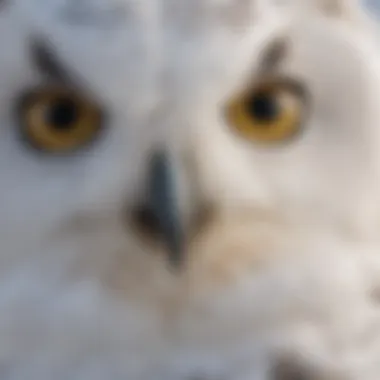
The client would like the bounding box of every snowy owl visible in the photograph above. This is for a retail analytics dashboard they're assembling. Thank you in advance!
[1,0,380,379]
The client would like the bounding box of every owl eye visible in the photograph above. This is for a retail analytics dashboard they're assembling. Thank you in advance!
[19,87,103,153]
[225,80,305,144]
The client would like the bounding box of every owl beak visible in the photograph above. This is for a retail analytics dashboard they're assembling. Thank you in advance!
[148,151,185,269]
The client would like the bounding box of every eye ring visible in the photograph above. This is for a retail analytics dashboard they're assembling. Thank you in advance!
[225,78,307,145]
[17,86,104,155]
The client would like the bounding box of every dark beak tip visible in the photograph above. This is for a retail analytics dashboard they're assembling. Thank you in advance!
[149,151,185,268]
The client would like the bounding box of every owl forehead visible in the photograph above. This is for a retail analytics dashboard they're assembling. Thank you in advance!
[39,0,267,60]
[54,0,260,29]
[22,0,264,35]
[0,0,278,107]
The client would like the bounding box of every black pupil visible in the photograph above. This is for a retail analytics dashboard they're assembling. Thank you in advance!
[46,98,79,130]
[246,92,279,123]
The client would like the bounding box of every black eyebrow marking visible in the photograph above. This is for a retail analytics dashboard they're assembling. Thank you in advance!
[260,38,289,74]
[31,39,72,83]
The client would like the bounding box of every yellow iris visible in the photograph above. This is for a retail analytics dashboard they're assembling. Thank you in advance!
[20,87,102,153]
[225,80,305,143]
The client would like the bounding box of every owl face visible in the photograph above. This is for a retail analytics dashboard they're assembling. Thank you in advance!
[0,0,379,379]
[0,0,284,275]
[2,0,377,274]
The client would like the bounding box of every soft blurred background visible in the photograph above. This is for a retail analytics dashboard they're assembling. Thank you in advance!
[366,0,380,13]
